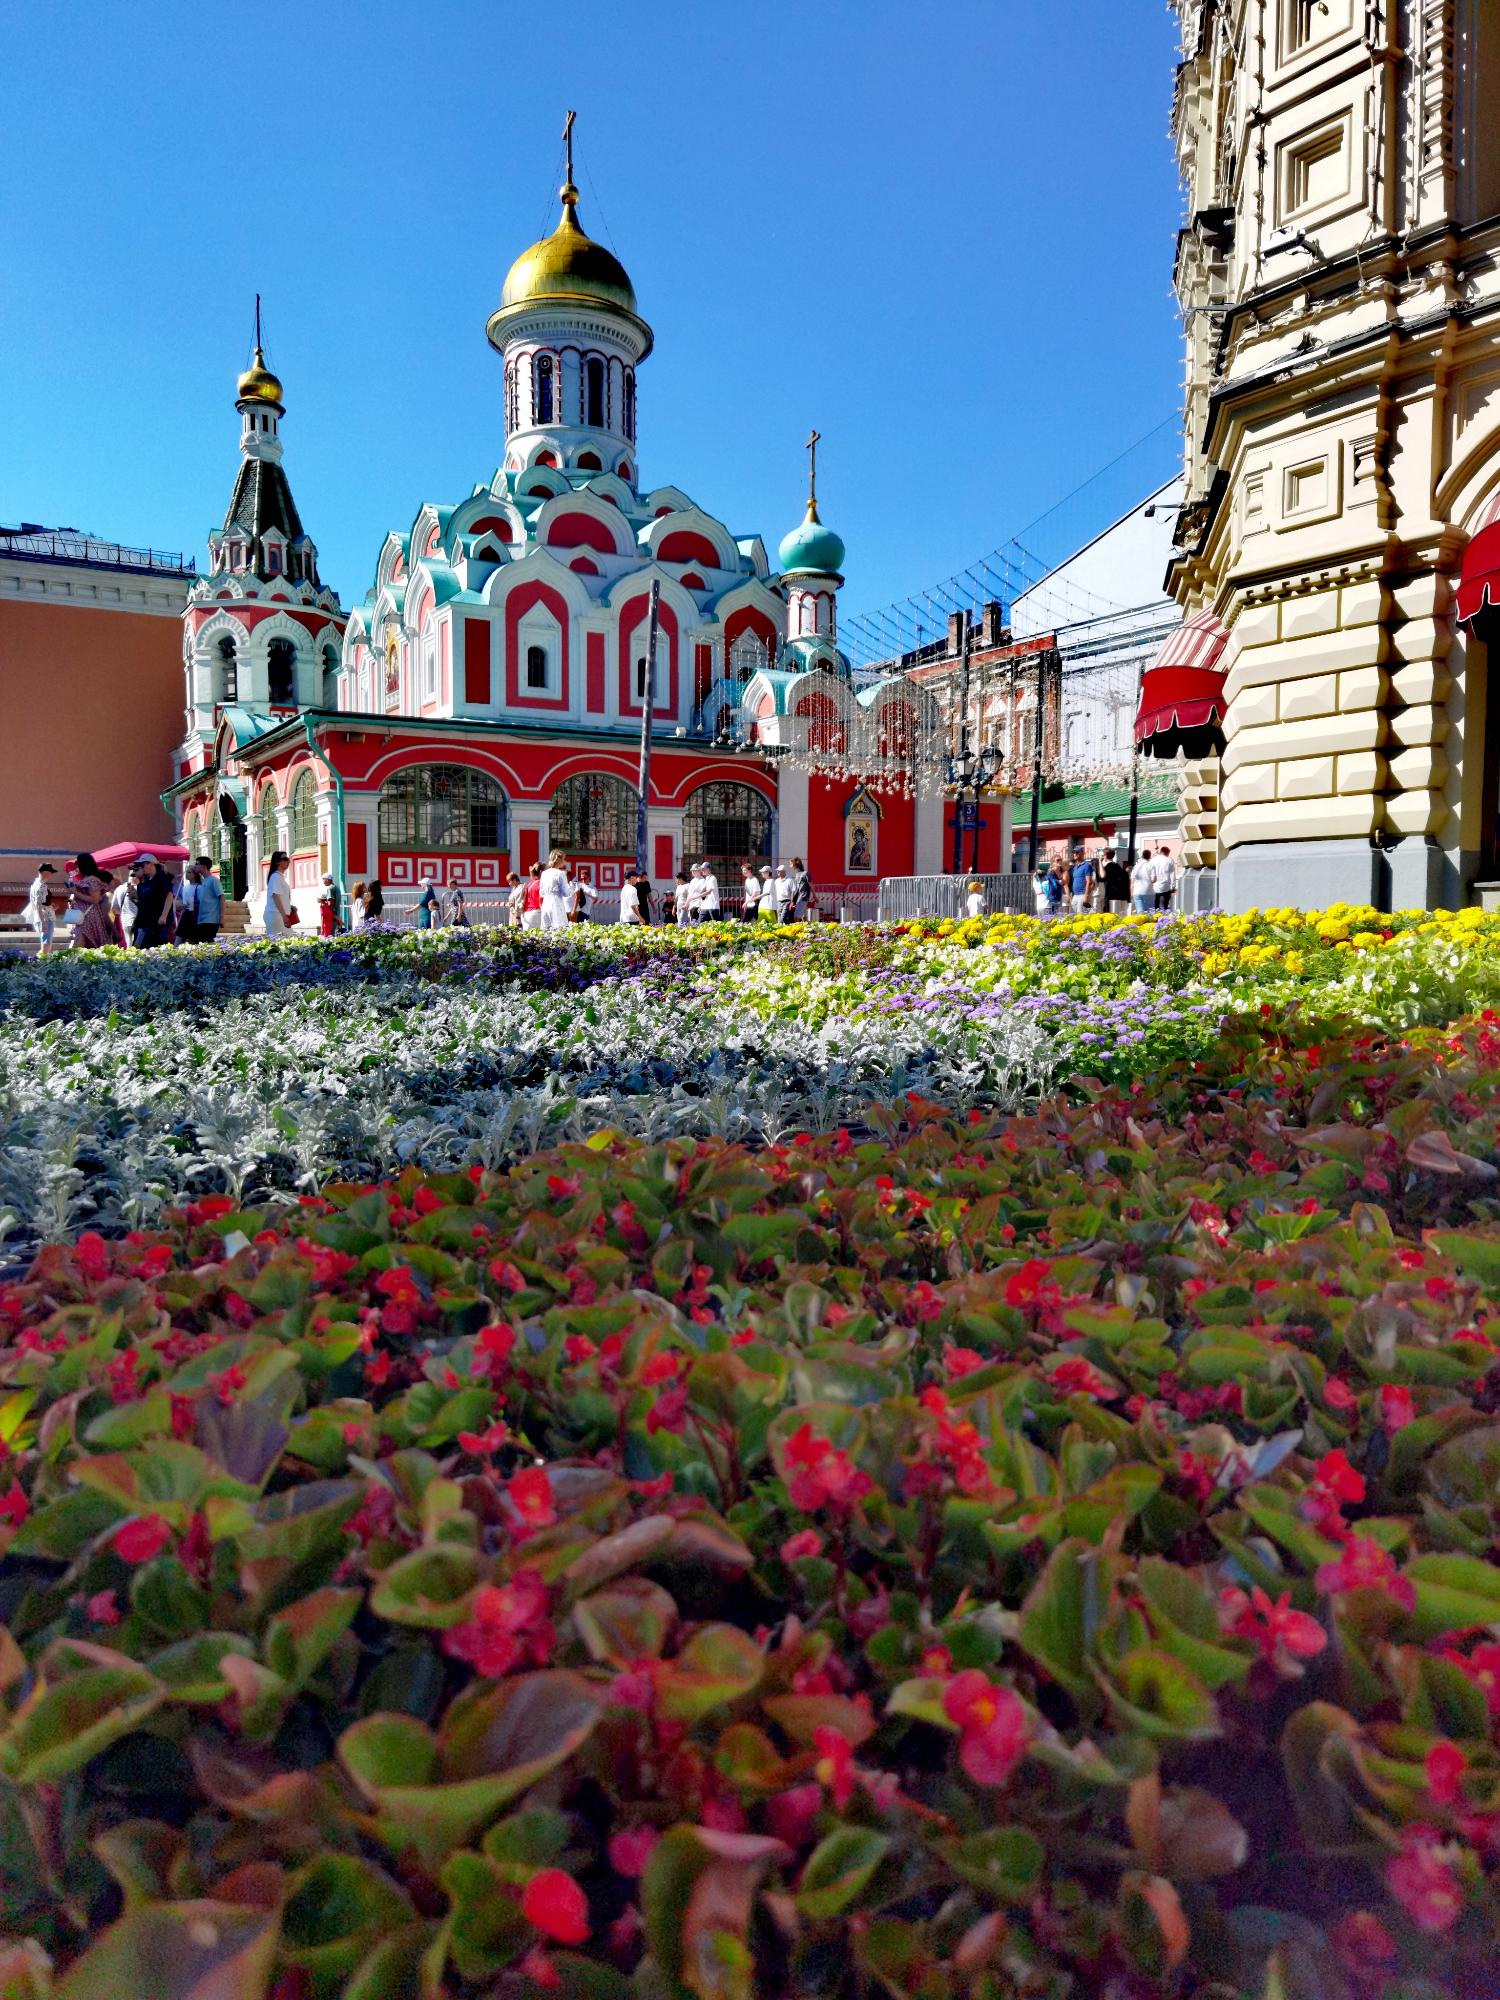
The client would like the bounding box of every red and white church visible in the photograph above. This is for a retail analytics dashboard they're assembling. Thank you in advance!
[167,143,942,922]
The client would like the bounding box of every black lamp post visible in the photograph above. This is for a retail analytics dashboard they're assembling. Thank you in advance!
[946,739,1002,875]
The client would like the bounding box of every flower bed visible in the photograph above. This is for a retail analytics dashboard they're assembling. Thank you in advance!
[7,907,1500,1254]
[2,1013,1500,1995]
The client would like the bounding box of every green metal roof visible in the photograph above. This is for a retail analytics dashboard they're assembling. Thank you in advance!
[1035,773,1179,826]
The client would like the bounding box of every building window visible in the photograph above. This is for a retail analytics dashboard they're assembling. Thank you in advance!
[378,765,507,850]
[322,643,339,704]
[268,637,297,706]
[682,782,772,871]
[534,353,554,425]
[290,770,317,852]
[258,784,278,864]
[217,634,238,702]
[265,543,281,575]
[526,643,549,691]
[585,356,606,429]
[549,773,637,854]
[506,360,518,433]
[623,371,635,441]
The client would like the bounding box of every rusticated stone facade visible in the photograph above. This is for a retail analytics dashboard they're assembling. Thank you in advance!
[1168,0,1500,909]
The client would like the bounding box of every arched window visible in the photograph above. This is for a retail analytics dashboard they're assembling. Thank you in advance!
[217,633,239,702]
[682,782,772,870]
[533,353,554,425]
[321,643,339,704]
[268,637,297,706]
[378,766,506,850]
[290,769,317,852]
[258,783,279,863]
[549,773,638,854]
[585,356,606,429]
[526,644,549,691]
[623,372,635,441]
[506,360,518,433]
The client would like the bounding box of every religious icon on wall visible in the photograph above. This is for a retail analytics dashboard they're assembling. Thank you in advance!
[845,785,879,875]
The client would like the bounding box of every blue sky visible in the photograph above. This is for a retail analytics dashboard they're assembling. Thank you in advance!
[1,2,1182,623]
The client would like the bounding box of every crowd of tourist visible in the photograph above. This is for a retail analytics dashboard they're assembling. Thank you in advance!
[23,844,1177,952]
[1032,844,1177,918]
[491,854,816,929]
[24,853,228,954]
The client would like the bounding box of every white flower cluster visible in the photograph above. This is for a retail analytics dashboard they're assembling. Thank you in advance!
[0,946,1061,1251]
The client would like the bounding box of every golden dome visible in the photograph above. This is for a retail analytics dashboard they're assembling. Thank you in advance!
[488,184,652,357]
[236,346,283,407]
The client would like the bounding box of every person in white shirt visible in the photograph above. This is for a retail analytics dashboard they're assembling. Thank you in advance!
[757,866,775,921]
[1151,847,1177,911]
[772,863,792,919]
[740,863,761,921]
[1130,848,1156,915]
[504,871,524,927]
[618,875,643,924]
[539,850,570,931]
[111,865,142,947]
[566,870,600,922]
[262,851,294,937]
[685,864,706,922]
[25,865,57,956]
[965,880,984,920]
[699,864,721,920]
[673,871,693,924]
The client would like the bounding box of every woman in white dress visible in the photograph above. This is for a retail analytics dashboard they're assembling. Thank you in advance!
[539,849,570,931]
[262,851,294,938]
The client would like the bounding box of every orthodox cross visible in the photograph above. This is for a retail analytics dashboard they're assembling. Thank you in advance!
[806,428,820,514]
[563,109,576,185]
[254,293,263,354]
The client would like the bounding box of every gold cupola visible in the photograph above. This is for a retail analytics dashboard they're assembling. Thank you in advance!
[236,345,284,410]
[486,122,653,358]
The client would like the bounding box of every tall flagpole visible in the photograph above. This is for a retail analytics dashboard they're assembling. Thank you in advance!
[635,577,660,877]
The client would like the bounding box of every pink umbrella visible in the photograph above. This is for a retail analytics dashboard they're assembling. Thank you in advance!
[90,840,191,872]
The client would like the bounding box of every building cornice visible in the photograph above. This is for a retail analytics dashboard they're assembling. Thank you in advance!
[0,557,190,617]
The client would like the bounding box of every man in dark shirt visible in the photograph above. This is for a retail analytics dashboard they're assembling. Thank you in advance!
[132,855,174,948]
[1102,853,1131,911]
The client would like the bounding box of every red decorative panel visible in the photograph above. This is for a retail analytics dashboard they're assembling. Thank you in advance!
[503,579,571,710]
[546,513,618,553]
[657,530,720,568]
[654,832,674,879]
[463,620,491,705]
[519,827,540,872]
[346,822,368,875]
[586,631,606,713]
[723,604,779,669]
[616,594,679,718]
[694,644,713,709]
[440,621,451,706]
[468,515,513,540]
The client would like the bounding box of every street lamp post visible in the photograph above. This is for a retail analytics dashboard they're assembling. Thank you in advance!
[634,578,660,877]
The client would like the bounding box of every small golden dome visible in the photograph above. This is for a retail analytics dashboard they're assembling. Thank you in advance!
[236,347,283,407]
[488,185,652,357]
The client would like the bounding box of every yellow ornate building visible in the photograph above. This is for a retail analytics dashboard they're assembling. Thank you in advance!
[1167,0,1500,909]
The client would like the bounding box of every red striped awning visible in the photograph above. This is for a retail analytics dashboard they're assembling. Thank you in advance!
[1135,608,1229,750]
[1458,490,1500,625]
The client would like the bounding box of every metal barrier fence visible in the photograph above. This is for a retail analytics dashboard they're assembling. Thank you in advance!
[877,873,1035,921]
